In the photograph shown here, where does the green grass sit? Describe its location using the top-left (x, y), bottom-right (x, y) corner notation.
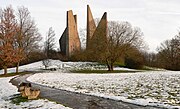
top-left (97, 62), bottom-right (125, 68)
top-left (0, 72), bottom-right (31, 78)
top-left (71, 70), bottom-right (138, 74)
top-left (10, 94), bottom-right (29, 105)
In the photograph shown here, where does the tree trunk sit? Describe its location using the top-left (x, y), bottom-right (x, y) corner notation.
top-left (107, 61), bottom-right (114, 71)
top-left (3, 66), bottom-right (7, 75)
top-left (16, 62), bottom-right (19, 73)
top-left (107, 64), bottom-right (111, 71)
top-left (108, 64), bottom-right (114, 71)
top-left (110, 63), bottom-right (114, 71)
top-left (106, 59), bottom-right (111, 71)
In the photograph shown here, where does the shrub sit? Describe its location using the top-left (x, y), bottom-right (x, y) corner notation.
top-left (125, 57), bottom-right (144, 69)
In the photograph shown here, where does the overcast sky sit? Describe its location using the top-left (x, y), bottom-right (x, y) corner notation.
top-left (1, 0), bottom-right (180, 52)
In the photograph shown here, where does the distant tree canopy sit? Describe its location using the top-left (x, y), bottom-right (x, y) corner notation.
top-left (157, 34), bottom-right (180, 70)
top-left (0, 6), bottom-right (42, 74)
top-left (143, 31), bottom-right (180, 71)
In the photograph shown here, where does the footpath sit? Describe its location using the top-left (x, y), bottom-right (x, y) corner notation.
top-left (10, 73), bottom-right (160, 109)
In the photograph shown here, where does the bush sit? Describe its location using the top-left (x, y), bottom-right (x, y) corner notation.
top-left (125, 57), bottom-right (144, 69)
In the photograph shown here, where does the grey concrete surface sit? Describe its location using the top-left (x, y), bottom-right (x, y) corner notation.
top-left (10, 74), bottom-right (162, 109)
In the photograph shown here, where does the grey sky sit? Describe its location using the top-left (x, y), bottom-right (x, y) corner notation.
top-left (1, 0), bottom-right (180, 52)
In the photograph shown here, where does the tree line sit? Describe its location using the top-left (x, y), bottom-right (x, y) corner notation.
top-left (144, 33), bottom-right (180, 71)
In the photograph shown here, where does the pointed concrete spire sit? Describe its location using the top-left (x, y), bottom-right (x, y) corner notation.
top-left (89, 12), bottom-right (107, 51)
top-left (87, 5), bottom-right (96, 49)
top-left (92, 12), bottom-right (107, 41)
top-left (96, 12), bottom-right (107, 39)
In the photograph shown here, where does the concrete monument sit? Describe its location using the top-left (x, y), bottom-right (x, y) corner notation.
top-left (59, 5), bottom-right (107, 58)
top-left (59, 10), bottom-right (81, 57)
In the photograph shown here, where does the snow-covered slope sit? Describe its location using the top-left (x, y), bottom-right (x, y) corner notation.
top-left (0, 60), bottom-right (94, 74)
top-left (28, 71), bottom-right (180, 109)
top-left (0, 77), bottom-right (71, 109)
top-left (0, 61), bottom-right (44, 74)
top-left (0, 59), bottom-right (140, 74)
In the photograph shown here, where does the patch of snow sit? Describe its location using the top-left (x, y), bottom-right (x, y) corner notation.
top-left (113, 67), bottom-right (139, 71)
top-left (0, 77), bottom-right (71, 109)
top-left (28, 71), bottom-right (180, 109)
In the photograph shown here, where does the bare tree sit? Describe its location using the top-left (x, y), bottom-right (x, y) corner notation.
top-left (44, 27), bottom-right (55, 58)
top-left (143, 52), bottom-right (157, 67)
top-left (87, 21), bottom-right (145, 71)
top-left (15, 6), bottom-right (42, 73)
top-left (106, 21), bottom-right (145, 71)
top-left (42, 59), bottom-right (51, 69)
top-left (157, 35), bottom-right (180, 70)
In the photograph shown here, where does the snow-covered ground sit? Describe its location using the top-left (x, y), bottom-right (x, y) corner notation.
top-left (0, 60), bottom-right (95, 74)
top-left (0, 59), bottom-right (139, 74)
top-left (0, 77), bottom-right (71, 109)
top-left (28, 71), bottom-right (180, 109)
top-left (0, 59), bottom-right (169, 108)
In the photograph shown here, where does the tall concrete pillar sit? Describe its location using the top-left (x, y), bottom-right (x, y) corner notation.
top-left (89, 12), bottom-right (107, 51)
top-left (67, 10), bottom-right (81, 57)
top-left (59, 10), bottom-right (81, 57)
top-left (86, 5), bottom-right (96, 49)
